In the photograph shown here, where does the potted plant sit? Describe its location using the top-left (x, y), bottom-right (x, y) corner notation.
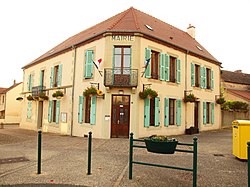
top-left (27, 95), bottom-right (34, 101)
top-left (183, 93), bottom-right (197, 103)
top-left (16, 97), bottom-right (23, 101)
top-left (185, 127), bottom-right (199, 135)
top-left (144, 135), bottom-right (178, 154)
top-left (83, 86), bottom-right (97, 97)
top-left (216, 97), bottom-right (226, 105)
top-left (52, 90), bottom-right (64, 99)
top-left (139, 88), bottom-right (158, 99)
top-left (38, 92), bottom-right (49, 101)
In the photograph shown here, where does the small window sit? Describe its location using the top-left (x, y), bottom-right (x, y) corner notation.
top-left (145, 24), bottom-right (153, 31)
top-left (169, 99), bottom-right (175, 125)
top-left (150, 50), bottom-right (159, 79)
top-left (195, 64), bottom-right (200, 87)
top-left (206, 68), bottom-right (211, 89)
top-left (169, 56), bottom-right (176, 83)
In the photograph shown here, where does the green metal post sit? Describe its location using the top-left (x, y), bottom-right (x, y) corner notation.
top-left (37, 129), bottom-right (42, 174)
top-left (129, 132), bottom-right (134, 180)
top-left (87, 131), bottom-right (92, 175)
top-left (248, 141), bottom-right (250, 187)
top-left (193, 137), bottom-right (198, 187)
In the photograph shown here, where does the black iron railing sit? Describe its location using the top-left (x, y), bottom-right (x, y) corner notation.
top-left (104, 68), bottom-right (138, 87)
top-left (32, 86), bottom-right (45, 97)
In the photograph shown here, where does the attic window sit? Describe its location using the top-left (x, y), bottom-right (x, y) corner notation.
top-left (145, 24), bottom-right (153, 31)
top-left (196, 46), bottom-right (203, 51)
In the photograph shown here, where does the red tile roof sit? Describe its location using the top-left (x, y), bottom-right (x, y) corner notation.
top-left (227, 89), bottom-right (250, 101)
top-left (23, 7), bottom-right (220, 69)
top-left (221, 70), bottom-right (250, 85)
top-left (0, 83), bottom-right (22, 94)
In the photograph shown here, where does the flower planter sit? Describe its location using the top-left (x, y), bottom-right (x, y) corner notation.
top-left (144, 138), bottom-right (178, 154)
top-left (185, 127), bottom-right (199, 135)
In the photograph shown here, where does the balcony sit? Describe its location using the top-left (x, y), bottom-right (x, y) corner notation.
top-left (104, 68), bottom-right (138, 88)
top-left (32, 86), bottom-right (46, 97)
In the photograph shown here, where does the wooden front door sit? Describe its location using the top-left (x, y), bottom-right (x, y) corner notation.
top-left (111, 95), bottom-right (130, 138)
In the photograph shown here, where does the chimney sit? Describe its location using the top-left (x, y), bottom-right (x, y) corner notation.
top-left (234, 70), bottom-right (242, 73)
top-left (187, 24), bottom-right (195, 39)
top-left (13, 79), bottom-right (16, 85)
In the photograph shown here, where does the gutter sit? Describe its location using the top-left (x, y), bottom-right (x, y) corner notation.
top-left (70, 45), bottom-right (77, 136)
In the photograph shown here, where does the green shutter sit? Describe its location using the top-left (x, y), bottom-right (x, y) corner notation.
top-left (165, 54), bottom-right (170, 81)
top-left (203, 102), bottom-right (207, 124)
top-left (176, 99), bottom-right (181, 126)
top-left (164, 98), bottom-right (169, 127)
top-left (191, 63), bottom-right (195, 86)
top-left (145, 48), bottom-right (151, 78)
top-left (50, 67), bottom-right (54, 88)
top-left (56, 100), bottom-right (60, 124)
top-left (159, 53), bottom-right (165, 81)
top-left (203, 67), bottom-right (207, 89)
top-left (200, 67), bottom-right (203, 88)
top-left (57, 64), bottom-right (62, 87)
top-left (85, 50), bottom-right (93, 78)
top-left (176, 59), bottom-right (181, 84)
top-left (144, 98), bottom-right (150, 127)
top-left (27, 74), bottom-right (31, 91)
top-left (27, 101), bottom-right (32, 119)
top-left (48, 100), bottom-right (52, 123)
top-left (211, 70), bottom-right (214, 90)
top-left (78, 96), bottom-right (84, 124)
top-left (90, 96), bottom-right (96, 125)
top-left (211, 103), bottom-right (215, 124)
top-left (154, 97), bottom-right (160, 126)
top-left (39, 71), bottom-right (43, 87)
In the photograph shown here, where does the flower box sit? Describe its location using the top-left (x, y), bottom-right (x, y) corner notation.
top-left (144, 136), bottom-right (178, 154)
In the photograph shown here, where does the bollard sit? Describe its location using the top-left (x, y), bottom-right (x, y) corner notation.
top-left (37, 129), bottom-right (42, 174)
top-left (129, 132), bottom-right (134, 180)
top-left (193, 137), bottom-right (198, 187)
top-left (248, 142), bottom-right (250, 187)
top-left (87, 131), bottom-right (92, 175)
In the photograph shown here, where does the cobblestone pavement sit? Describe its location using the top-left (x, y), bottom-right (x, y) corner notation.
top-left (0, 126), bottom-right (248, 187)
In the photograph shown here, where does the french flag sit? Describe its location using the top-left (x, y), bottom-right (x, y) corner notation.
top-left (93, 58), bottom-right (102, 70)
top-left (144, 58), bottom-right (150, 69)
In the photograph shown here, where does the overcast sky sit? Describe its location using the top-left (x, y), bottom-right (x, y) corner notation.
top-left (0, 0), bottom-right (249, 88)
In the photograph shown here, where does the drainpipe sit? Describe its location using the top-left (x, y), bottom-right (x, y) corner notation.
top-left (185, 50), bottom-right (189, 129)
top-left (70, 45), bottom-right (77, 136)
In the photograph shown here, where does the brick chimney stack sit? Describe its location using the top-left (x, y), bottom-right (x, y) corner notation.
top-left (187, 24), bottom-right (195, 39)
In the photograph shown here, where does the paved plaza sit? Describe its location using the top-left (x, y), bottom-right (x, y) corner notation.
top-left (0, 126), bottom-right (248, 186)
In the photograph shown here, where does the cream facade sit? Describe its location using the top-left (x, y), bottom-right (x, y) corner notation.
top-left (0, 83), bottom-right (23, 124)
top-left (19, 7), bottom-right (221, 139)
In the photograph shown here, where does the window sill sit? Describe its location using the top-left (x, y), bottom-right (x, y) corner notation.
top-left (49, 122), bottom-right (59, 127)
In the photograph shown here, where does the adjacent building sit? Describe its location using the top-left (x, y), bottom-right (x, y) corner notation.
top-left (0, 82), bottom-right (23, 125)
top-left (19, 7), bottom-right (221, 138)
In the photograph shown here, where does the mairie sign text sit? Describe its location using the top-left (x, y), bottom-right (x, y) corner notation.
top-left (112, 35), bottom-right (134, 41)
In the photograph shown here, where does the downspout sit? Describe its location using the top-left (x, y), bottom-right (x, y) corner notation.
top-left (70, 45), bottom-right (77, 136)
top-left (185, 50), bottom-right (189, 129)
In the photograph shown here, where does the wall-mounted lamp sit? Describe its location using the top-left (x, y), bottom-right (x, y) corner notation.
top-left (118, 90), bottom-right (124, 95)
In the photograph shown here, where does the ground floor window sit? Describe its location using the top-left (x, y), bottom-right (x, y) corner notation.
top-left (144, 97), bottom-right (160, 127)
top-left (203, 102), bottom-right (214, 124)
top-left (164, 98), bottom-right (181, 126)
top-left (48, 100), bottom-right (60, 124)
top-left (78, 95), bottom-right (96, 125)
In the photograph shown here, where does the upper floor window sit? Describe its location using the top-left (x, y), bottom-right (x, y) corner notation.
top-left (145, 48), bottom-right (181, 83)
top-left (50, 64), bottom-right (62, 88)
top-left (114, 46), bottom-right (131, 74)
top-left (84, 50), bottom-right (94, 78)
top-left (40, 70), bottom-right (45, 87)
top-left (27, 73), bottom-right (34, 91)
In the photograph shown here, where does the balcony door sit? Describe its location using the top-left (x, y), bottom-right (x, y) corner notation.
top-left (111, 95), bottom-right (130, 138)
top-left (113, 46), bottom-right (131, 85)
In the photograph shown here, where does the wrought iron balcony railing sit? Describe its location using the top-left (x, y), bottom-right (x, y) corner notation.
top-left (32, 86), bottom-right (46, 97)
top-left (104, 68), bottom-right (138, 87)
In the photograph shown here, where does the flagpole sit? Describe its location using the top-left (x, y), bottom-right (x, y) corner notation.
top-left (141, 58), bottom-right (150, 77)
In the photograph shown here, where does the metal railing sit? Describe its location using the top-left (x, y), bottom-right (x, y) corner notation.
top-left (32, 86), bottom-right (46, 97)
top-left (104, 68), bottom-right (138, 87)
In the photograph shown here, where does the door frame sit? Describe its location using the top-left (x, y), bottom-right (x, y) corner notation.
top-left (194, 101), bottom-right (199, 129)
top-left (111, 94), bottom-right (130, 138)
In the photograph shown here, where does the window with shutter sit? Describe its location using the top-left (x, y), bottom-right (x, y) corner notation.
top-left (159, 53), bottom-right (165, 81)
top-left (144, 98), bottom-right (150, 127)
top-left (176, 99), bottom-right (181, 126)
top-left (165, 54), bottom-right (170, 81)
top-left (154, 97), bottom-right (160, 126)
top-left (78, 96), bottom-right (84, 124)
top-left (176, 59), bottom-right (181, 83)
top-left (145, 48), bottom-right (151, 78)
top-left (164, 98), bottom-right (169, 127)
top-left (85, 50), bottom-right (94, 78)
top-left (90, 96), bottom-right (96, 125)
